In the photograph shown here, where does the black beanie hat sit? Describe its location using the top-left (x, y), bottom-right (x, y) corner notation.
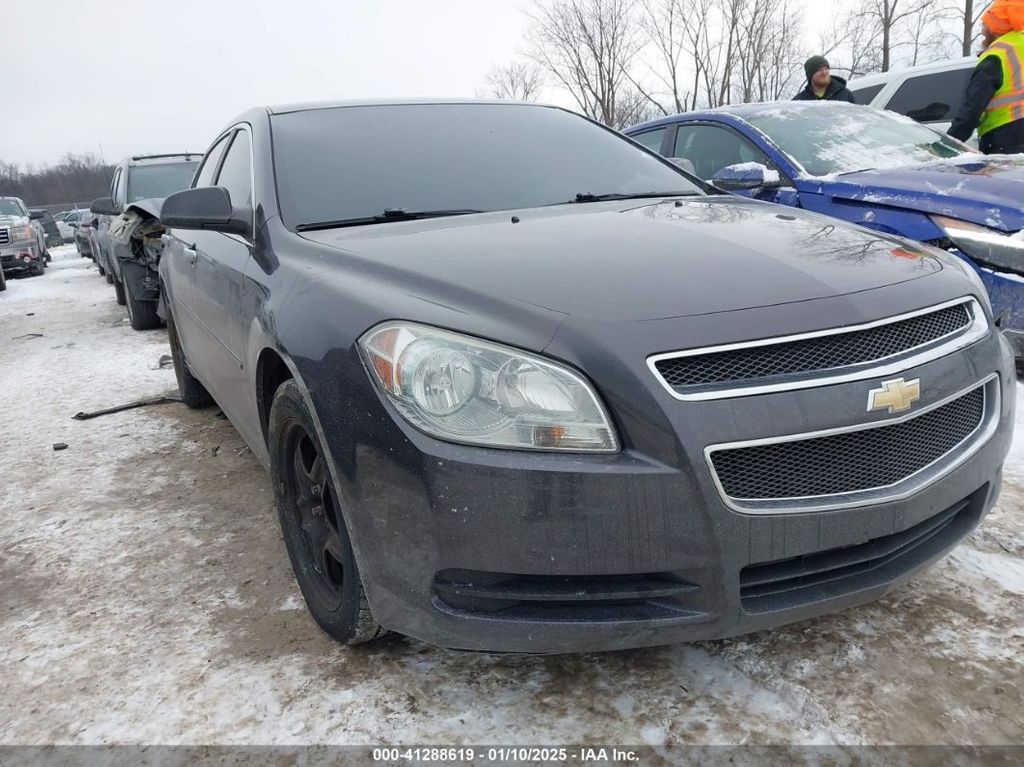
top-left (804, 55), bottom-right (830, 80)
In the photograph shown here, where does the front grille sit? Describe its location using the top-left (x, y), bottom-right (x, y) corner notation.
top-left (654, 301), bottom-right (973, 391)
top-left (740, 493), bottom-right (978, 613)
top-left (433, 570), bottom-right (701, 622)
top-left (710, 384), bottom-right (986, 502)
top-left (0, 228), bottom-right (10, 245)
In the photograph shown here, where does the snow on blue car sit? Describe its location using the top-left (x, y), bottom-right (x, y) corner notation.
top-left (626, 102), bottom-right (1024, 356)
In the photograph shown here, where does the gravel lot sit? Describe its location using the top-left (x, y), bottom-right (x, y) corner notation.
top-left (1, 246), bottom-right (1022, 746)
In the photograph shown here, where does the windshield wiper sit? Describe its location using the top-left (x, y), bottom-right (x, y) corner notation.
top-left (295, 208), bottom-right (485, 232)
top-left (568, 191), bottom-right (701, 203)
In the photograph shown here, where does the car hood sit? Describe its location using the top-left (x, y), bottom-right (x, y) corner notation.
top-left (807, 155), bottom-right (1024, 232)
top-left (300, 198), bottom-right (943, 322)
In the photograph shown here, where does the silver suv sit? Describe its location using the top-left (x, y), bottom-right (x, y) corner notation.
top-left (0, 196), bottom-right (48, 284)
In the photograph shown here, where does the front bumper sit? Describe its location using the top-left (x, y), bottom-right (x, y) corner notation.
top-left (1, 245), bottom-right (41, 274)
top-left (314, 318), bottom-right (1015, 653)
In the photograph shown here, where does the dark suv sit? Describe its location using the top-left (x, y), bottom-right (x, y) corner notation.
top-left (91, 153), bottom-right (200, 329)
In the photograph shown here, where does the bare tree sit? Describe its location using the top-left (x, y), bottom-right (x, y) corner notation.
top-left (482, 61), bottom-right (546, 101)
top-left (949, 0), bottom-right (986, 56)
top-left (0, 153), bottom-right (113, 206)
top-left (527, 0), bottom-right (645, 128)
top-left (734, 0), bottom-right (803, 102)
top-left (819, 7), bottom-right (883, 78)
top-left (632, 0), bottom-right (689, 115)
top-left (848, 0), bottom-right (934, 72)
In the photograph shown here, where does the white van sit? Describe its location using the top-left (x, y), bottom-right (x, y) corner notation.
top-left (847, 57), bottom-right (977, 136)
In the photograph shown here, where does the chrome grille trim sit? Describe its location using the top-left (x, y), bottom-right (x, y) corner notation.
top-left (0, 227), bottom-right (10, 246)
top-left (704, 374), bottom-right (1000, 515)
top-left (648, 297), bottom-right (988, 401)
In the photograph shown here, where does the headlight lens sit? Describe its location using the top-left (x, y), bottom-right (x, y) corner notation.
top-left (359, 322), bottom-right (619, 453)
top-left (12, 225), bottom-right (33, 241)
top-left (932, 215), bottom-right (1024, 274)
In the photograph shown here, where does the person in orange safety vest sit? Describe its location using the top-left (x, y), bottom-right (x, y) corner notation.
top-left (948, 0), bottom-right (1024, 153)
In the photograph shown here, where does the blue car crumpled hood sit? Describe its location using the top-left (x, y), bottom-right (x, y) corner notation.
top-left (810, 155), bottom-right (1024, 233)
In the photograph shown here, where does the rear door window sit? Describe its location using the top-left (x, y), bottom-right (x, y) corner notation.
top-left (194, 133), bottom-right (232, 188)
top-left (884, 69), bottom-right (973, 123)
top-left (214, 129), bottom-right (253, 208)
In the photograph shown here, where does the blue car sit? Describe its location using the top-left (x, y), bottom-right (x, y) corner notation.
top-left (626, 102), bottom-right (1024, 356)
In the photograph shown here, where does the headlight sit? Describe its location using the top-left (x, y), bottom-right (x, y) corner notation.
top-left (12, 225), bottom-right (33, 241)
top-left (359, 322), bottom-right (619, 453)
top-left (932, 215), bottom-right (1024, 275)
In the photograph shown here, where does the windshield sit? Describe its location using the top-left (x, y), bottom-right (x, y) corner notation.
top-left (745, 104), bottom-right (973, 176)
top-left (271, 103), bottom-right (702, 228)
top-left (127, 161), bottom-right (199, 202)
top-left (0, 199), bottom-right (26, 217)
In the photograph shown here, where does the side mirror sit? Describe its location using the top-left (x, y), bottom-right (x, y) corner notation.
top-left (710, 163), bottom-right (784, 191)
top-left (160, 187), bottom-right (252, 236)
top-left (29, 210), bottom-right (44, 220)
top-left (91, 197), bottom-right (119, 215)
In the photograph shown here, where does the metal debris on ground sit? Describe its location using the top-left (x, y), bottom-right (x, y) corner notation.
top-left (52, 443), bottom-right (68, 451)
top-left (72, 393), bottom-right (183, 421)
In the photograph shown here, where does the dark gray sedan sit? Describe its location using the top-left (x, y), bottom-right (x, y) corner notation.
top-left (157, 100), bottom-right (1014, 653)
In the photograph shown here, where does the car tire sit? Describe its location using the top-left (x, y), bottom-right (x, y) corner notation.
top-left (125, 287), bottom-right (161, 331)
top-left (167, 311), bottom-right (213, 408)
top-left (269, 379), bottom-right (383, 646)
top-left (97, 262), bottom-right (106, 276)
top-left (0, 269), bottom-right (6, 292)
top-left (113, 276), bottom-right (126, 305)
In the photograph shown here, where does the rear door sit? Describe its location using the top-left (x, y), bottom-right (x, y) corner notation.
top-left (96, 166), bottom-right (123, 271)
top-left (163, 133), bottom-right (232, 372)
top-left (184, 127), bottom-right (256, 416)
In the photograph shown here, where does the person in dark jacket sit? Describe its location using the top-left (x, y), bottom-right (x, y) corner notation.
top-left (793, 56), bottom-right (857, 102)
top-left (947, 2), bottom-right (1024, 154)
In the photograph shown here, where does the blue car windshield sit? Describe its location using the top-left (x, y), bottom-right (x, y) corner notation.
top-left (745, 104), bottom-right (973, 177)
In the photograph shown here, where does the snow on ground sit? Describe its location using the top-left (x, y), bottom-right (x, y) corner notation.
top-left (0, 246), bottom-right (1022, 746)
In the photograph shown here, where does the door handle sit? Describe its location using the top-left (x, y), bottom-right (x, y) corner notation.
top-left (184, 246), bottom-right (197, 266)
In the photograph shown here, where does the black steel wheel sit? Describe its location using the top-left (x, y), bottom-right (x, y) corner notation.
top-left (270, 379), bottom-right (382, 645)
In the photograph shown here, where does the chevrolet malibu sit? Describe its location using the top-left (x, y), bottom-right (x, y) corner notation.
top-left (158, 100), bottom-right (1014, 653)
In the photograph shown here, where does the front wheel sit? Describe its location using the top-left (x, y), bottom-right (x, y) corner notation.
top-left (269, 379), bottom-right (383, 645)
top-left (0, 269), bottom-right (6, 292)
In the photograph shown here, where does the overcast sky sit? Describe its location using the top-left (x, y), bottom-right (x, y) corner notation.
top-left (6, 0), bottom-right (832, 167)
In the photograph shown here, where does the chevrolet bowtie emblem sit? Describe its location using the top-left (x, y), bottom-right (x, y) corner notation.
top-left (867, 377), bottom-right (921, 414)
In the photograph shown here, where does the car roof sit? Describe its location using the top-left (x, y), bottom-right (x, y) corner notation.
top-left (123, 153), bottom-right (202, 166)
top-left (263, 98), bottom-right (551, 115)
top-left (627, 100), bottom-right (870, 132)
top-left (848, 57), bottom-right (975, 88)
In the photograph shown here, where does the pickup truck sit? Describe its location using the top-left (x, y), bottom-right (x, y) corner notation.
top-left (0, 196), bottom-right (48, 280)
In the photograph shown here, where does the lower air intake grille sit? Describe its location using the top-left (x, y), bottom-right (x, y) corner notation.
top-left (740, 494), bottom-right (978, 613)
top-left (710, 385), bottom-right (985, 502)
top-left (432, 570), bottom-right (700, 622)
